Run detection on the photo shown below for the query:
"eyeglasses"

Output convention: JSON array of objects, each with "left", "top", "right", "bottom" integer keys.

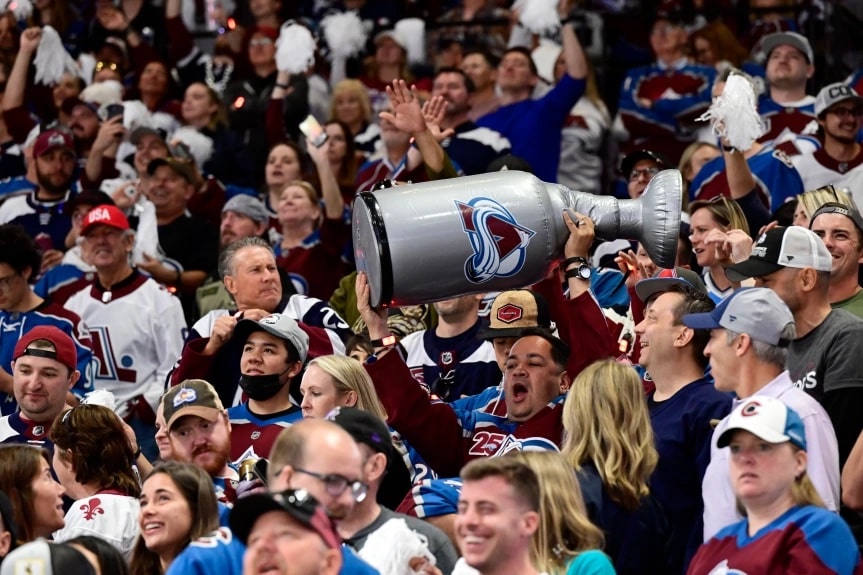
[
  {"left": 249, "top": 37, "right": 274, "bottom": 47},
  {"left": 629, "top": 166, "right": 660, "bottom": 181},
  {"left": 827, "top": 106, "right": 863, "bottom": 118},
  {"left": 95, "top": 61, "right": 119, "bottom": 73},
  {"left": 293, "top": 468, "right": 368, "bottom": 502}
]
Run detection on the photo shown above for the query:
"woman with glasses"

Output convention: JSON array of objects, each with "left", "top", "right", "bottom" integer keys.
[
  {"left": 50, "top": 404, "right": 142, "bottom": 558},
  {"left": 130, "top": 462, "right": 221, "bottom": 575},
  {"left": 688, "top": 196, "right": 752, "bottom": 302},
  {"left": 0, "top": 445, "right": 66, "bottom": 545}
]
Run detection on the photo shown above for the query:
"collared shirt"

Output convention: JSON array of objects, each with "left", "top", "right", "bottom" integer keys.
[{"left": 701, "top": 370, "right": 840, "bottom": 541}]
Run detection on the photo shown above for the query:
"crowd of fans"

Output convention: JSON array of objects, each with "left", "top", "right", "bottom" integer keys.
[{"left": 2, "top": 0, "right": 863, "bottom": 574}]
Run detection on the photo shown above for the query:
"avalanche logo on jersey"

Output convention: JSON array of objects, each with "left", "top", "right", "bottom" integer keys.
[{"left": 455, "top": 197, "right": 535, "bottom": 284}]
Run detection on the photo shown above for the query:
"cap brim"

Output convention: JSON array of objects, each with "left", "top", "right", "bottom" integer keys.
[
  {"left": 681, "top": 311, "right": 721, "bottom": 331},
  {"left": 167, "top": 406, "right": 221, "bottom": 431},
  {"left": 233, "top": 318, "right": 282, "bottom": 345},
  {"left": 229, "top": 494, "right": 286, "bottom": 544},
  {"left": 635, "top": 278, "right": 690, "bottom": 303},
  {"left": 724, "top": 260, "right": 785, "bottom": 283},
  {"left": 478, "top": 326, "right": 537, "bottom": 340},
  {"left": 717, "top": 423, "right": 791, "bottom": 448}
]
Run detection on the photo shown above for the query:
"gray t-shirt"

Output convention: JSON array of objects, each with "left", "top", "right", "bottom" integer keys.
[
  {"left": 787, "top": 308, "right": 863, "bottom": 401},
  {"left": 345, "top": 507, "right": 458, "bottom": 575}
]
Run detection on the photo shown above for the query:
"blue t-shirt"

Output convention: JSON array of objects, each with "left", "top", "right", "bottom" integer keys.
[
  {"left": 477, "top": 75, "right": 585, "bottom": 182},
  {"left": 566, "top": 550, "right": 617, "bottom": 575}
]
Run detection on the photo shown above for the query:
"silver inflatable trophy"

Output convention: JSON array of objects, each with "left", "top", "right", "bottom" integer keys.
[{"left": 353, "top": 169, "right": 682, "bottom": 307}]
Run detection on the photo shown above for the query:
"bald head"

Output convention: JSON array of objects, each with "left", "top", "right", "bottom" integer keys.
[{"left": 267, "top": 419, "right": 361, "bottom": 484}]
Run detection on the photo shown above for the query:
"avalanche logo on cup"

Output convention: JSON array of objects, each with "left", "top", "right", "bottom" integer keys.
[{"left": 456, "top": 197, "right": 535, "bottom": 284}]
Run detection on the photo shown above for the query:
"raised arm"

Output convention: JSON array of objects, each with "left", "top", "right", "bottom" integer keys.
[
  {"left": 2, "top": 28, "right": 41, "bottom": 112},
  {"left": 306, "top": 136, "right": 344, "bottom": 220},
  {"left": 380, "top": 79, "right": 446, "bottom": 174}
]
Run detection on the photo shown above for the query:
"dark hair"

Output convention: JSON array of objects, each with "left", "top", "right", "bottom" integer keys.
[
  {"left": 461, "top": 457, "right": 541, "bottom": 512},
  {"left": 130, "top": 462, "right": 220, "bottom": 575},
  {"left": 0, "top": 445, "right": 52, "bottom": 544},
  {"left": 0, "top": 224, "right": 42, "bottom": 283},
  {"left": 463, "top": 48, "right": 500, "bottom": 69},
  {"left": 501, "top": 47, "right": 538, "bottom": 76},
  {"left": 518, "top": 327, "right": 570, "bottom": 372},
  {"left": 323, "top": 120, "right": 359, "bottom": 191},
  {"left": 50, "top": 405, "right": 141, "bottom": 498},
  {"left": 345, "top": 334, "right": 373, "bottom": 358},
  {"left": 67, "top": 535, "right": 131, "bottom": 575},
  {"left": 434, "top": 66, "right": 476, "bottom": 93},
  {"left": 667, "top": 285, "right": 715, "bottom": 369}
]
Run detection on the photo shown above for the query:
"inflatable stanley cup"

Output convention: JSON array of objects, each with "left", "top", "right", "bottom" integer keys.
[{"left": 353, "top": 169, "right": 682, "bottom": 307}]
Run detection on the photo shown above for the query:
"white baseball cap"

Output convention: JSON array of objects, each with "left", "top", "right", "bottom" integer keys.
[{"left": 717, "top": 396, "right": 807, "bottom": 451}]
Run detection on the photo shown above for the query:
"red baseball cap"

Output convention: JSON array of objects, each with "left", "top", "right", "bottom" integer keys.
[
  {"left": 13, "top": 326, "right": 77, "bottom": 371},
  {"left": 80, "top": 204, "right": 131, "bottom": 236},
  {"left": 32, "top": 130, "right": 75, "bottom": 159}
]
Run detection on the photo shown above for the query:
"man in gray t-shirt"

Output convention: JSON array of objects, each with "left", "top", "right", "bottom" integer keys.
[{"left": 328, "top": 407, "right": 458, "bottom": 574}]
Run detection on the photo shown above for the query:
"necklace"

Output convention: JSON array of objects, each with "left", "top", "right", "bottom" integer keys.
[{"left": 205, "top": 59, "right": 234, "bottom": 95}]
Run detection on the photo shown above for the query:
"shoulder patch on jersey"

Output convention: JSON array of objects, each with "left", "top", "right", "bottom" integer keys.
[{"left": 772, "top": 149, "right": 794, "bottom": 169}]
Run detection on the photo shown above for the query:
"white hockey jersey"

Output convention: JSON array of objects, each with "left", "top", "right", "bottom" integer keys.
[
  {"left": 53, "top": 492, "right": 141, "bottom": 559},
  {"left": 65, "top": 271, "right": 186, "bottom": 417},
  {"left": 791, "top": 148, "right": 863, "bottom": 209}
]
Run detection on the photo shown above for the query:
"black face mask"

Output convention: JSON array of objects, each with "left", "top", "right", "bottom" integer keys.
[{"left": 239, "top": 368, "right": 290, "bottom": 402}]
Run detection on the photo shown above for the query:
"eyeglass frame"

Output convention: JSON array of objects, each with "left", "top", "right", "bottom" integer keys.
[
  {"left": 629, "top": 166, "right": 660, "bottom": 182},
  {"left": 291, "top": 467, "right": 368, "bottom": 502}
]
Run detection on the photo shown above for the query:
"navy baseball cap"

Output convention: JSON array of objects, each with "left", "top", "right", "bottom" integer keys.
[
  {"left": 682, "top": 287, "right": 795, "bottom": 346},
  {"left": 635, "top": 267, "right": 708, "bottom": 303}
]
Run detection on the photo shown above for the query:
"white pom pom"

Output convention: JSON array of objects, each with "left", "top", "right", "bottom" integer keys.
[
  {"left": 151, "top": 111, "right": 181, "bottom": 135},
  {"left": 513, "top": 0, "right": 560, "bottom": 35},
  {"left": 33, "top": 26, "right": 78, "bottom": 86},
  {"left": 80, "top": 79, "right": 124, "bottom": 107},
  {"left": 77, "top": 52, "right": 96, "bottom": 85},
  {"left": 170, "top": 126, "right": 214, "bottom": 168},
  {"left": 1, "top": 0, "right": 33, "bottom": 20},
  {"left": 181, "top": 0, "right": 198, "bottom": 31},
  {"left": 321, "top": 11, "right": 367, "bottom": 59},
  {"left": 275, "top": 21, "right": 316, "bottom": 74},
  {"left": 358, "top": 518, "right": 435, "bottom": 575},
  {"left": 696, "top": 73, "right": 764, "bottom": 152},
  {"left": 394, "top": 19, "right": 425, "bottom": 66},
  {"left": 82, "top": 389, "right": 117, "bottom": 410},
  {"left": 120, "top": 100, "right": 151, "bottom": 130}
]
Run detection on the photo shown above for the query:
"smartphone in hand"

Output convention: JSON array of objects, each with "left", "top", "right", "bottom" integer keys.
[
  {"left": 104, "top": 103, "right": 124, "bottom": 122},
  {"left": 299, "top": 114, "right": 328, "bottom": 148}
]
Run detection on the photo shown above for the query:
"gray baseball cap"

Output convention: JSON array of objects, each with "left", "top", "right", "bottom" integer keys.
[
  {"left": 682, "top": 287, "right": 795, "bottom": 346},
  {"left": 761, "top": 31, "right": 813, "bottom": 64},
  {"left": 222, "top": 195, "right": 271, "bottom": 225},
  {"left": 234, "top": 313, "right": 310, "bottom": 364}
]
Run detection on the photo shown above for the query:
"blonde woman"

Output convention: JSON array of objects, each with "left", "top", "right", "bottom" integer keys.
[
  {"left": 328, "top": 79, "right": 380, "bottom": 158},
  {"left": 562, "top": 359, "right": 670, "bottom": 575},
  {"left": 299, "top": 354, "right": 387, "bottom": 420},
  {"left": 688, "top": 196, "right": 752, "bottom": 301},
  {"left": 792, "top": 185, "right": 856, "bottom": 228},
  {"left": 507, "top": 451, "right": 614, "bottom": 575},
  {"left": 688, "top": 397, "right": 861, "bottom": 575}
]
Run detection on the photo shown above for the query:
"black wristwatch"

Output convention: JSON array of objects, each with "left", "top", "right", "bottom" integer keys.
[{"left": 564, "top": 257, "right": 592, "bottom": 281}]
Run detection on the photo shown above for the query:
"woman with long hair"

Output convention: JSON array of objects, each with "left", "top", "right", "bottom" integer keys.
[
  {"left": 180, "top": 81, "right": 251, "bottom": 186},
  {"left": 328, "top": 79, "right": 380, "bottom": 158},
  {"left": 0, "top": 445, "right": 66, "bottom": 545},
  {"left": 688, "top": 196, "right": 752, "bottom": 301},
  {"left": 274, "top": 138, "right": 348, "bottom": 300},
  {"left": 792, "top": 185, "right": 856, "bottom": 228},
  {"left": 325, "top": 120, "right": 362, "bottom": 205},
  {"left": 262, "top": 140, "right": 306, "bottom": 213},
  {"left": 129, "top": 462, "right": 220, "bottom": 575},
  {"left": 67, "top": 534, "right": 132, "bottom": 575},
  {"left": 561, "top": 359, "right": 670, "bottom": 575},
  {"left": 688, "top": 398, "right": 861, "bottom": 574},
  {"left": 50, "top": 404, "right": 142, "bottom": 557},
  {"left": 299, "top": 354, "right": 388, "bottom": 420},
  {"left": 506, "top": 451, "right": 612, "bottom": 574}
]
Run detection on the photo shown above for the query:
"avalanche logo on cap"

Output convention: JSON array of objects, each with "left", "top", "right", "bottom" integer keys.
[
  {"left": 741, "top": 400, "right": 761, "bottom": 416},
  {"left": 173, "top": 388, "right": 197, "bottom": 407},
  {"left": 261, "top": 315, "right": 280, "bottom": 325},
  {"left": 456, "top": 197, "right": 536, "bottom": 284},
  {"left": 496, "top": 303, "right": 523, "bottom": 324}
]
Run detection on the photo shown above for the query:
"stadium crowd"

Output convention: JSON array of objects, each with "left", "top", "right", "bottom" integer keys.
[{"left": 2, "top": 0, "right": 863, "bottom": 574}]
